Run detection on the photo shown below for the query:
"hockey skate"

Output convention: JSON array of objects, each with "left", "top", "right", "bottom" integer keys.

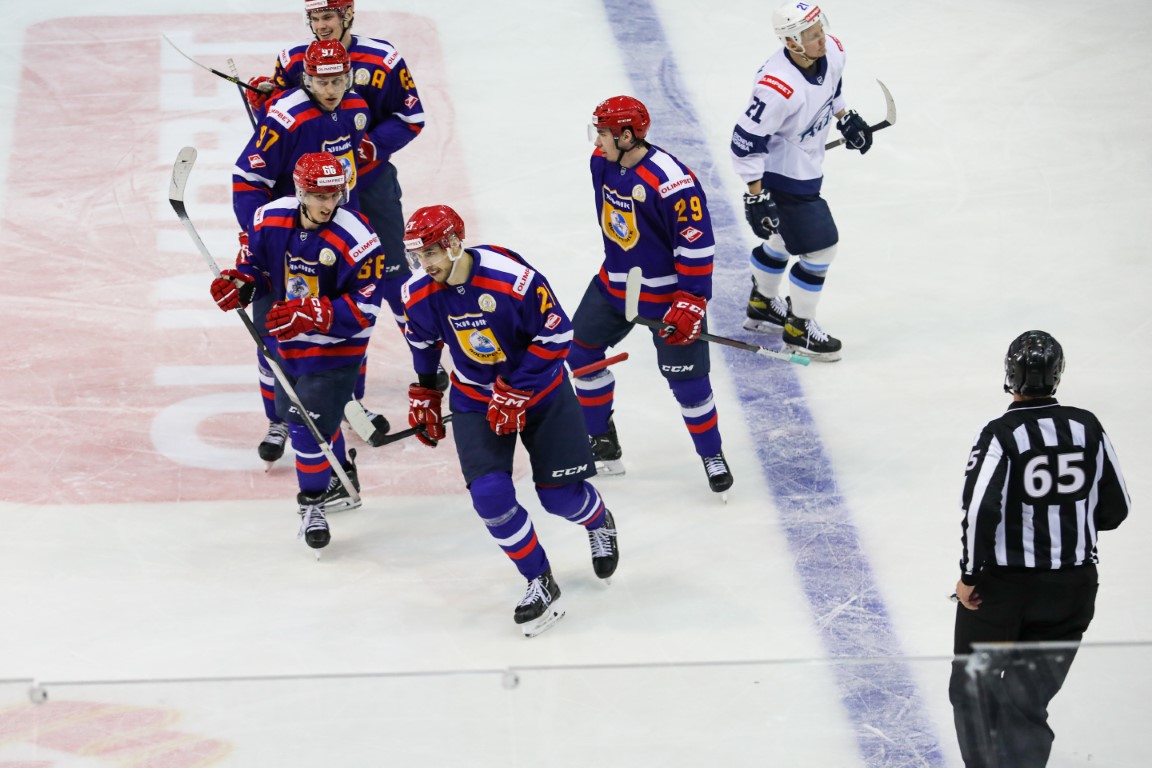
[
  {"left": 319, "top": 448, "right": 362, "bottom": 512},
  {"left": 702, "top": 452, "right": 734, "bottom": 498},
  {"left": 297, "top": 492, "right": 330, "bottom": 551},
  {"left": 434, "top": 363, "right": 450, "bottom": 392},
  {"left": 588, "top": 509, "right": 620, "bottom": 582},
  {"left": 514, "top": 568, "right": 565, "bottom": 638},
  {"left": 590, "top": 413, "right": 625, "bottom": 476},
  {"left": 782, "top": 314, "right": 842, "bottom": 362},
  {"left": 743, "top": 286, "right": 791, "bottom": 333},
  {"left": 258, "top": 421, "right": 290, "bottom": 466}
]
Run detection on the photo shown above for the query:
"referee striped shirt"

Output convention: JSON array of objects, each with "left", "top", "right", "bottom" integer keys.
[{"left": 959, "top": 397, "right": 1130, "bottom": 585}]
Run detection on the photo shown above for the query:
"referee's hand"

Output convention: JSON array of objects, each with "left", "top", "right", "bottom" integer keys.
[{"left": 953, "top": 581, "right": 981, "bottom": 610}]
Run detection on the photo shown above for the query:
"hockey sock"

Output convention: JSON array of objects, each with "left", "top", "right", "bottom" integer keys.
[
  {"left": 536, "top": 482, "right": 606, "bottom": 528},
  {"left": 788, "top": 245, "right": 836, "bottom": 319},
  {"left": 289, "top": 426, "right": 346, "bottom": 496},
  {"left": 568, "top": 340, "right": 614, "bottom": 435},
  {"left": 471, "top": 473, "right": 548, "bottom": 580},
  {"left": 667, "top": 376, "right": 722, "bottom": 457},
  {"left": 750, "top": 241, "right": 789, "bottom": 298},
  {"left": 256, "top": 348, "right": 277, "bottom": 421},
  {"left": 353, "top": 358, "right": 368, "bottom": 401}
]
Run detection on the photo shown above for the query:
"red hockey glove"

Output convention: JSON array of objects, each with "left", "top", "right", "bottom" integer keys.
[
  {"left": 245, "top": 76, "right": 278, "bottom": 113},
  {"left": 356, "top": 135, "right": 379, "bottom": 166},
  {"left": 236, "top": 231, "right": 252, "bottom": 265},
  {"left": 407, "top": 384, "right": 445, "bottom": 446},
  {"left": 659, "top": 291, "right": 707, "bottom": 345},
  {"left": 487, "top": 377, "right": 532, "bottom": 436},
  {"left": 265, "top": 296, "right": 333, "bottom": 340},
  {"left": 210, "top": 269, "right": 255, "bottom": 311}
]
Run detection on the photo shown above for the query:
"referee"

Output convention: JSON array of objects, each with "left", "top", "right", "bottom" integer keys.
[{"left": 949, "top": 330, "right": 1130, "bottom": 768}]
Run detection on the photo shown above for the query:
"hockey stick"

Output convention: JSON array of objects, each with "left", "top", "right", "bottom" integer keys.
[
  {"left": 227, "top": 57, "right": 258, "bottom": 130},
  {"left": 344, "top": 353, "right": 632, "bottom": 447},
  {"left": 162, "top": 34, "right": 261, "bottom": 93},
  {"left": 169, "top": 146, "right": 360, "bottom": 503},
  {"left": 825, "top": 79, "right": 897, "bottom": 150},
  {"left": 624, "top": 267, "right": 810, "bottom": 366}
]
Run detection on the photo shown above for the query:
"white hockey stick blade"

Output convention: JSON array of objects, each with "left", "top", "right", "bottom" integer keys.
[
  {"left": 343, "top": 400, "right": 379, "bottom": 444},
  {"left": 624, "top": 267, "right": 642, "bottom": 322},
  {"left": 170, "top": 146, "right": 197, "bottom": 204},
  {"left": 825, "top": 78, "right": 896, "bottom": 150}
]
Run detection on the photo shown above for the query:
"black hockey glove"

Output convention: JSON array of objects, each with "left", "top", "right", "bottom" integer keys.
[
  {"left": 837, "top": 110, "right": 873, "bottom": 154},
  {"left": 743, "top": 191, "right": 780, "bottom": 240}
]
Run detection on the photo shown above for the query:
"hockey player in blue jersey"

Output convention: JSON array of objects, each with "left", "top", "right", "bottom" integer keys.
[
  {"left": 400, "top": 205, "right": 619, "bottom": 637},
  {"left": 567, "top": 95, "right": 733, "bottom": 495},
  {"left": 232, "top": 38, "right": 384, "bottom": 464},
  {"left": 731, "top": 1, "right": 874, "bottom": 362},
  {"left": 212, "top": 153, "right": 385, "bottom": 550},
  {"left": 248, "top": 0, "right": 446, "bottom": 401}
]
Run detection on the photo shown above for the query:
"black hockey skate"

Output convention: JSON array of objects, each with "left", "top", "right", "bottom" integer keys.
[
  {"left": 782, "top": 314, "right": 842, "bottom": 363},
  {"left": 590, "top": 413, "right": 624, "bottom": 476},
  {"left": 297, "top": 492, "right": 330, "bottom": 550},
  {"left": 587, "top": 509, "right": 619, "bottom": 581},
  {"left": 319, "top": 448, "right": 362, "bottom": 512},
  {"left": 702, "top": 451, "right": 734, "bottom": 494},
  {"left": 514, "top": 568, "right": 565, "bottom": 638},
  {"left": 743, "top": 285, "right": 790, "bottom": 333},
  {"left": 258, "top": 421, "right": 290, "bottom": 464}
]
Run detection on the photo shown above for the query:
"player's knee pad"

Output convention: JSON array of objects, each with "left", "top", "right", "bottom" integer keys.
[
  {"left": 536, "top": 481, "right": 602, "bottom": 525},
  {"left": 469, "top": 472, "right": 520, "bottom": 525},
  {"left": 667, "top": 375, "right": 712, "bottom": 406},
  {"left": 798, "top": 243, "right": 837, "bottom": 272},
  {"left": 566, "top": 339, "right": 604, "bottom": 375}
]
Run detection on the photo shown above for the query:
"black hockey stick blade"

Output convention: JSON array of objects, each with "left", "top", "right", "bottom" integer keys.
[
  {"left": 623, "top": 267, "right": 809, "bottom": 366},
  {"left": 825, "top": 79, "right": 896, "bottom": 150},
  {"left": 162, "top": 33, "right": 261, "bottom": 93}
]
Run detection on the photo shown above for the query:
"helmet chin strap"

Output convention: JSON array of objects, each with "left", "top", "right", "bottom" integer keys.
[{"left": 444, "top": 238, "right": 466, "bottom": 283}]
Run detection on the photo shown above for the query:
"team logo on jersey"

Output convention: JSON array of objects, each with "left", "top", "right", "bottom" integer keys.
[
  {"left": 358, "top": 284, "right": 376, "bottom": 299},
  {"left": 319, "top": 248, "right": 337, "bottom": 266},
  {"left": 478, "top": 293, "right": 497, "bottom": 313},
  {"left": 680, "top": 226, "right": 704, "bottom": 243},
  {"left": 800, "top": 99, "right": 836, "bottom": 142},
  {"left": 286, "top": 251, "right": 319, "bottom": 298},
  {"left": 405, "top": 94, "right": 419, "bottom": 110},
  {"left": 321, "top": 137, "right": 357, "bottom": 189},
  {"left": 600, "top": 187, "right": 639, "bottom": 251},
  {"left": 355, "top": 67, "right": 371, "bottom": 85},
  {"left": 300, "top": 232, "right": 309, "bottom": 241},
  {"left": 354, "top": 113, "right": 368, "bottom": 131},
  {"left": 758, "top": 75, "right": 794, "bottom": 99},
  {"left": 286, "top": 273, "right": 318, "bottom": 299},
  {"left": 545, "top": 312, "right": 562, "bottom": 330},
  {"left": 632, "top": 184, "right": 646, "bottom": 203},
  {"left": 248, "top": 154, "right": 266, "bottom": 169},
  {"left": 448, "top": 313, "right": 506, "bottom": 365}
]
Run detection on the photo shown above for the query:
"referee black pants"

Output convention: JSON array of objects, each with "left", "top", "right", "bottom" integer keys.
[{"left": 949, "top": 564, "right": 1098, "bottom": 768}]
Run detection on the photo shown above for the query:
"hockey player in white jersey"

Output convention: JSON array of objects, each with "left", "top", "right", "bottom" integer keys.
[{"left": 730, "top": 2, "right": 874, "bottom": 362}]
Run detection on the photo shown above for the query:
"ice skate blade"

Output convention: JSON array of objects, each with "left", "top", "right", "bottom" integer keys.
[
  {"left": 520, "top": 599, "right": 566, "bottom": 638},
  {"left": 743, "top": 317, "right": 784, "bottom": 333},
  {"left": 595, "top": 459, "right": 626, "bottom": 477},
  {"left": 322, "top": 497, "right": 362, "bottom": 513},
  {"left": 784, "top": 343, "right": 842, "bottom": 363}
]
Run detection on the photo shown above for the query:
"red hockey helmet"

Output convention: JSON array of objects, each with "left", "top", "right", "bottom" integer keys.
[
  {"left": 591, "top": 96, "right": 651, "bottom": 140},
  {"left": 293, "top": 152, "right": 348, "bottom": 199},
  {"left": 303, "top": 39, "right": 351, "bottom": 78},
  {"left": 404, "top": 206, "right": 466, "bottom": 251},
  {"left": 305, "top": 0, "right": 354, "bottom": 32}
]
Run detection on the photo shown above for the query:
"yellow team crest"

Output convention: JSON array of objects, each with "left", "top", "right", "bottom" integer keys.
[
  {"left": 319, "top": 248, "right": 337, "bottom": 266},
  {"left": 600, "top": 186, "right": 639, "bottom": 251},
  {"left": 632, "top": 184, "right": 647, "bottom": 203},
  {"left": 355, "top": 68, "right": 371, "bottom": 85},
  {"left": 478, "top": 293, "right": 497, "bottom": 313},
  {"left": 450, "top": 313, "right": 506, "bottom": 365}
]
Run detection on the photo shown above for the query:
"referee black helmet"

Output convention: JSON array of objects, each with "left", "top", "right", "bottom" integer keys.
[{"left": 1004, "top": 330, "right": 1065, "bottom": 396}]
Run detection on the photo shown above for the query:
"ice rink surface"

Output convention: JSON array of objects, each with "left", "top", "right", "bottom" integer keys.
[{"left": 1, "top": 1, "right": 1150, "bottom": 765}]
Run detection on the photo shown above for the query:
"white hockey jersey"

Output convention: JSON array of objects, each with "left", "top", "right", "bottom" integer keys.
[{"left": 730, "top": 35, "right": 848, "bottom": 195}]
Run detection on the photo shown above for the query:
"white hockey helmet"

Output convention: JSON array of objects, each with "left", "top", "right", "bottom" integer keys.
[{"left": 773, "top": 2, "right": 828, "bottom": 49}]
